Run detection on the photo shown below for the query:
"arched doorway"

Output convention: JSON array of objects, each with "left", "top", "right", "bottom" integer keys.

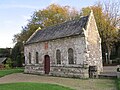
[{"left": 44, "top": 55, "right": 50, "bottom": 74}]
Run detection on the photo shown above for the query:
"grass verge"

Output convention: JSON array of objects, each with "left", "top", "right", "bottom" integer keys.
[
  {"left": 115, "top": 78, "right": 120, "bottom": 90},
  {"left": 0, "top": 68, "right": 24, "bottom": 77},
  {"left": 0, "top": 82, "right": 73, "bottom": 90}
]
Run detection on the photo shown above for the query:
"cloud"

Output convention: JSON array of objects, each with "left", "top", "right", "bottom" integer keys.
[{"left": 0, "top": 4, "right": 40, "bottom": 9}]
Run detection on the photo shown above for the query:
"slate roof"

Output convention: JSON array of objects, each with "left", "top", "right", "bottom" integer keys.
[
  {"left": 26, "top": 15, "right": 89, "bottom": 45},
  {"left": 0, "top": 57, "right": 7, "bottom": 64}
]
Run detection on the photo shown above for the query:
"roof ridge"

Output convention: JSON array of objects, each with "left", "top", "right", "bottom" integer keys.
[{"left": 40, "top": 15, "right": 89, "bottom": 31}]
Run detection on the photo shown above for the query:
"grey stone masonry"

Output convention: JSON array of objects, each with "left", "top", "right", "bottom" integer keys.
[{"left": 84, "top": 11, "right": 103, "bottom": 74}]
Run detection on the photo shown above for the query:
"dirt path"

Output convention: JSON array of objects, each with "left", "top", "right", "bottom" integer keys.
[{"left": 0, "top": 73, "right": 117, "bottom": 90}]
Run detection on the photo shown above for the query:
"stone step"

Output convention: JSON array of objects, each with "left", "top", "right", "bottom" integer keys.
[
  {"left": 103, "top": 66, "right": 117, "bottom": 72},
  {"left": 99, "top": 72, "right": 117, "bottom": 78}
]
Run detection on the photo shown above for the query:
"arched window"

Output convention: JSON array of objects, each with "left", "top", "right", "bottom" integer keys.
[
  {"left": 29, "top": 52, "right": 31, "bottom": 64},
  {"left": 56, "top": 49, "right": 61, "bottom": 64},
  {"left": 36, "top": 52, "right": 39, "bottom": 64},
  {"left": 68, "top": 48, "right": 74, "bottom": 64}
]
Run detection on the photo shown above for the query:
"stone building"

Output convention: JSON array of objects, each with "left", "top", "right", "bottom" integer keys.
[{"left": 24, "top": 11, "right": 103, "bottom": 78}]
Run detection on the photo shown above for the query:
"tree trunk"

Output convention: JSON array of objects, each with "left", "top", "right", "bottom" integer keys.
[
  {"left": 106, "top": 43, "right": 112, "bottom": 64},
  {"left": 108, "top": 49, "right": 111, "bottom": 64}
]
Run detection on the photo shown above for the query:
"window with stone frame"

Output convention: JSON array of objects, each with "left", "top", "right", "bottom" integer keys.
[
  {"left": 29, "top": 52, "right": 31, "bottom": 64},
  {"left": 36, "top": 52, "right": 39, "bottom": 64},
  {"left": 56, "top": 49, "right": 61, "bottom": 64},
  {"left": 68, "top": 48, "right": 74, "bottom": 64}
]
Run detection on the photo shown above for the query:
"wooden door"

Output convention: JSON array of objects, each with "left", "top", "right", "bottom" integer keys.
[{"left": 44, "top": 55, "right": 50, "bottom": 74}]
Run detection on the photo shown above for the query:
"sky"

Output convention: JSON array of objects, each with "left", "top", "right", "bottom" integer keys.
[{"left": 0, "top": 0, "right": 116, "bottom": 48}]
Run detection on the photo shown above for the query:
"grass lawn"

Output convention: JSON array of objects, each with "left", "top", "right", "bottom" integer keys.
[
  {"left": 0, "top": 68, "right": 24, "bottom": 77},
  {"left": 115, "top": 79, "right": 120, "bottom": 90},
  {"left": 0, "top": 82, "right": 73, "bottom": 90}
]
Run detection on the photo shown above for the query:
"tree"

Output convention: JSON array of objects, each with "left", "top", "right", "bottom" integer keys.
[
  {"left": 116, "top": 29, "right": 120, "bottom": 57},
  {"left": 5, "top": 58, "right": 13, "bottom": 68},
  {"left": 11, "top": 42, "right": 24, "bottom": 67}
]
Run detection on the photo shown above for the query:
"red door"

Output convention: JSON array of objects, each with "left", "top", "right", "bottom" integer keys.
[{"left": 44, "top": 55, "right": 50, "bottom": 74}]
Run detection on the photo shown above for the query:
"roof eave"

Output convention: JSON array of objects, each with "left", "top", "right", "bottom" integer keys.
[{"left": 24, "top": 33, "right": 85, "bottom": 46}]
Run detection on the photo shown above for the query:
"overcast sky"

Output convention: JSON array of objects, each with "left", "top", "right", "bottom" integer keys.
[{"left": 0, "top": 0, "right": 116, "bottom": 48}]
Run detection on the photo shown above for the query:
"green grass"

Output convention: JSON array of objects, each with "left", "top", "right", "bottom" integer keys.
[
  {"left": 0, "top": 68, "right": 24, "bottom": 77},
  {"left": 0, "top": 82, "right": 73, "bottom": 90},
  {"left": 115, "top": 79, "right": 120, "bottom": 90}
]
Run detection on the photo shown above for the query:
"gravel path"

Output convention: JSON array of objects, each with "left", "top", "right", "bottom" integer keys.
[{"left": 0, "top": 73, "right": 117, "bottom": 90}]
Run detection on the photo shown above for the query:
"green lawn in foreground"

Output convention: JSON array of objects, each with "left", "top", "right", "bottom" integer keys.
[
  {"left": 115, "top": 79, "right": 120, "bottom": 90},
  {"left": 0, "top": 68, "right": 24, "bottom": 77},
  {"left": 0, "top": 82, "right": 73, "bottom": 90}
]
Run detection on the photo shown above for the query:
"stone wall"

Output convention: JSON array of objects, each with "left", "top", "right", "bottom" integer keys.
[
  {"left": 24, "top": 65, "right": 44, "bottom": 75},
  {"left": 24, "top": 64, "right": 89, "bottom": 78},
  {"left": 24, "top": 35, "right": 86, "bottom": 65},
  {"left": 24, "top": 35, "right": 88, "bottom": 78},
  {"left": 85, "top": 11, "right": 103, "bottom": 74},
  {"left": 50, "top": 65, "right": 89, "bottom": 78}
]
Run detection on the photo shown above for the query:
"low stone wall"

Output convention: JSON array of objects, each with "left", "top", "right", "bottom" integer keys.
[
  {"left": 24, "top": 65, "right": 89, "bottom": 78},
  {"left": 50, "top": 65, "right": 89, "bottom": 78},
  {"left": 24, "top": 65, "right": 44, "bottom": 75}
]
